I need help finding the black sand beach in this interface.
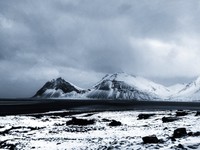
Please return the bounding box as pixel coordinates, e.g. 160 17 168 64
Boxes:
0 99 200 115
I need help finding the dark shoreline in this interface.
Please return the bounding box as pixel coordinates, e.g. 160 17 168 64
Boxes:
0 99 200 116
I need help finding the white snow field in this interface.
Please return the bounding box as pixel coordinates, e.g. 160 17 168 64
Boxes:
0 110 200 150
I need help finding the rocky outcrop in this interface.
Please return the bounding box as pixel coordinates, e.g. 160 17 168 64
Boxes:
162 117 179 123
66 117 95 126
138 114 155 120
142 135 159 144
173 128 187 138
108 120 122 126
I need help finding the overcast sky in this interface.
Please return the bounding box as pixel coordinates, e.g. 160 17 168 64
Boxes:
1 0 200 98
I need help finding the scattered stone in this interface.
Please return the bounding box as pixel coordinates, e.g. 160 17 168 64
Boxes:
177 144 185 149
170 137 176 142
66 117 95 126
195 111 200 116
176 111 188 116
50 116 60 119
187 132 193 136
102 118 111 122
0 141 17 150
138 114 155 120
142 135 159 144
187 144 200 149
194 132 200 136
54 123 65 126
42 118 49 122
162 117 179 123
188 131 200 136
163 127 168 130
108 120 122 126
173 128 187 138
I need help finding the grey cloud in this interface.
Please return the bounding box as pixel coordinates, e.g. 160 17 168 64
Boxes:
0 0 200 97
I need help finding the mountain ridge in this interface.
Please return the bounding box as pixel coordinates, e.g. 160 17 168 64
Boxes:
33 73 200 101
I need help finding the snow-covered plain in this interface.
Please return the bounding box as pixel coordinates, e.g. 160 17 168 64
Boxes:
0 110 200 150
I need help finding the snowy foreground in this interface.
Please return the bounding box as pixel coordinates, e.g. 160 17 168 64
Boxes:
0 110 200 150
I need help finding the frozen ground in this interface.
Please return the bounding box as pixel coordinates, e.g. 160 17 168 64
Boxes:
0 110 200 150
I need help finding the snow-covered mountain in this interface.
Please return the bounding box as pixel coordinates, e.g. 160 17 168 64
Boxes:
33 73 200 101
86 73 169 100
169 77 200 101
33 77 85 98
168 83 186 94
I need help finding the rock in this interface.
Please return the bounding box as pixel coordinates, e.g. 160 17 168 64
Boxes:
102 118 111 122
170 137 176 142
138 114 155 120
162 117 179 123
187 132 193 136
176 111 188 116
187 144 200 149
142 135 159 144
0 141 17 150
177 144 184 149
193 132 200 136
66 117 95 126
108 120 122 126
188 131 200 136
195 111 200 116
173 128 187 138
163 127 168 130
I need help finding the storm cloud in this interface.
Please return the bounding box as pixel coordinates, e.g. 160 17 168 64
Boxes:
1 0 200 97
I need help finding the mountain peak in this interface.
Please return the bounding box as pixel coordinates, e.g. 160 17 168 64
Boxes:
51 77 65 83
33 77 82 98
194 76 200 85
102 72 137 81
56 77 63 81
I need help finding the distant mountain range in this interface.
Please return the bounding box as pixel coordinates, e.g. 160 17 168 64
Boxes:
33 73 200 101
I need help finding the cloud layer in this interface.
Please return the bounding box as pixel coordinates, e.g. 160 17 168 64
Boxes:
0 0 200 97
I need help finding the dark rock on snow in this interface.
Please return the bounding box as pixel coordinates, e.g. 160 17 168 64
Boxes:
142 135 159 144
0 140 17 150
162 117 179 123
108 120 122 126
195 111 200 116
173 128 187 138
102 118 111 122
66 117 95 126
176 111 188 116
177 144 185 149
187 144 200 149
138 114 155 120
188 131 200 137
170 137 176 142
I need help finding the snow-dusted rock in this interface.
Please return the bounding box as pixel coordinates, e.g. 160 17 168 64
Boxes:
33 77 85 98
